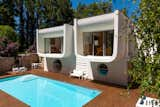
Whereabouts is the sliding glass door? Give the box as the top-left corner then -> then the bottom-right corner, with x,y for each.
83,30 -> 114,56
93,32 -> 103,56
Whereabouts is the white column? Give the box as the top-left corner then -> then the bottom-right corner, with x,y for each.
103,32 -> 106,56
43,57 -> 48,72
36,29 -> 39,53
74,19 -> 78,56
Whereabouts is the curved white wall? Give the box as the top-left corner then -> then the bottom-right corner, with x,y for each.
37,24 -> 73,58
74,10 -> 119,62
36,10 -> 134,86
74,10 -> 134,86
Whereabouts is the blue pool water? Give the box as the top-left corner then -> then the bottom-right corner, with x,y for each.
0,74 -> 100,107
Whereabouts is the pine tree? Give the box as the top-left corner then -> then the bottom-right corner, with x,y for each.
24,0 -> 37,48
0,0 -> 15,28
56,0 -> 73,25
39,0 -> 73,28
15,0 -> 25,51
74,1 -> 112,18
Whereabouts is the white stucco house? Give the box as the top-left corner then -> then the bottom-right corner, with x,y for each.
37,24 -> 75,74
37,10 -> 136,86
74,10 -> 135,86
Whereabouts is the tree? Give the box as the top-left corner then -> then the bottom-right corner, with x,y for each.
0,25 -> 19,57
0,25 -> 18,42
0,37 -> 19,57
15,0 -> 25,51
129,0 -> 160,97
39,0 -> 74,28
14,0 -> 74,52
0,0 -> 15,29
56,0 -> 73,25
24,0 -> 37,48
74,1 -> 112,18
121,8 -> 127,16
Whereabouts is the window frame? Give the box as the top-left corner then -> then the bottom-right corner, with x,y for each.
83,30 -> 114,56
44,37 -> 63,54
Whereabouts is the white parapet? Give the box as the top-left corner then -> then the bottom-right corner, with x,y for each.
74,10 -> 119,62
37,24 -> 73,58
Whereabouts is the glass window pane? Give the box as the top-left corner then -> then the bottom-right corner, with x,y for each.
93,32 -> 103,56
83,30 -> 114,56
105,30 -> 114,56
83,32 -> 93,56
44,37 -> 63,54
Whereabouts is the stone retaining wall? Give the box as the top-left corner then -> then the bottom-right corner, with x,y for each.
0,57 -> 15,73
0,53 -> 39,73
18,53 -> 39,69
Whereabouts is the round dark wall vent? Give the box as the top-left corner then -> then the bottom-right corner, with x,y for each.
98,64 -> 108,76
53,59 -> 62,72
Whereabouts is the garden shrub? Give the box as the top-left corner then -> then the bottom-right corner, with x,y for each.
0,25 -> 18,42
128,0 -> 160,97
0,25 -> 19,57
0,37 -> 19,57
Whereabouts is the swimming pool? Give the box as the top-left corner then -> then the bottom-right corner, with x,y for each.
0,74 -> 101,107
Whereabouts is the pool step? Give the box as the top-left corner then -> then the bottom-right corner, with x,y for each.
19,75 -> 38,82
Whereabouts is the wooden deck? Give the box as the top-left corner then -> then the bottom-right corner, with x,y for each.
0,70 -> 140,107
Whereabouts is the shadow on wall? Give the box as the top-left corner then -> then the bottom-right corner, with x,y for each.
91,62 -> 109,82
45,55 -> 76,75
91,59 -> 129,86
52,59 -> 62,72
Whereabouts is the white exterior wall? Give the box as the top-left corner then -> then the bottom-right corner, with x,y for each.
37,24 -> 76,73
74,12 -> 118,62
36,10 -> 136,86
74,10 -> 135,86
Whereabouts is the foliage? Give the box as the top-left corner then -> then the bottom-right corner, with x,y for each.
128,0 -> 160,97
38,0 -> 74,28
74,1 -> 112,18
0,37 -> 19,57
14,0 -> 25,51
13,0 -> 74,51
27,43 -> 36,53
0,25 -> 18,42
0,0 -> 112,53
0,25 -> 19,57
0,0 -> 15,28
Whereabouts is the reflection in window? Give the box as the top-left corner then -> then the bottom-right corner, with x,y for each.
83,30 -> 113,56
44,37 -> 63,53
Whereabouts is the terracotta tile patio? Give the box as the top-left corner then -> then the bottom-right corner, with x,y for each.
0,70 -> 141,107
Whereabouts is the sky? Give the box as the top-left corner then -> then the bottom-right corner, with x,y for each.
71,0 -> 140,17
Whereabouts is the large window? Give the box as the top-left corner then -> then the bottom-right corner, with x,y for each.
44,37 -> 63,54
83,30 -> 113,56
